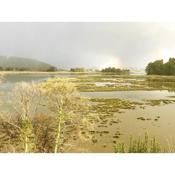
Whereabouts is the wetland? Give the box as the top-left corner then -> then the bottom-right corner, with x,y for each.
0,72 -> 175,152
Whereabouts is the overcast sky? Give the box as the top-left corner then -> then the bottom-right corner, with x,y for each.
0,22 -> 175,69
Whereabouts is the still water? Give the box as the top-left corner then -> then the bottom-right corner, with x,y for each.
81,90 -> 175,101
0,73 -> 76,91
78,103 -> 175,153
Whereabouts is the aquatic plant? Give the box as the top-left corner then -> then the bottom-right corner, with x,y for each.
146,99 -> 175,106
74,73 -> 175,92
91,98 -> 143,117
114,133 -> 161,153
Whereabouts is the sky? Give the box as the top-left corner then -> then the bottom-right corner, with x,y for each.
0,22 -> 175,69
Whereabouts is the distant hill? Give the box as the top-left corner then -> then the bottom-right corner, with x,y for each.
0,56 -> 57,71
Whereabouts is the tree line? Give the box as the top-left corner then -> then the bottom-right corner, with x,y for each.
101,67 -> 130,75
70,67 -> 86,72
0,66 -> 58,72
146,58 -> 175,75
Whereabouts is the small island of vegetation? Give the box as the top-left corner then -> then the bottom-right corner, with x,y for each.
101,67 -> 130,75
70,67 -> 86,72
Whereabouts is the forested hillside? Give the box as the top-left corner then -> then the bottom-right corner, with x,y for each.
0,56 -> 57,71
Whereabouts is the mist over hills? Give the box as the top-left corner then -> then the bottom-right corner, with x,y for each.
0,56 -> 57,71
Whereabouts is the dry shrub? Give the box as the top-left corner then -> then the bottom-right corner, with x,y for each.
0,115 -> 23,152
33,114 -> 56,153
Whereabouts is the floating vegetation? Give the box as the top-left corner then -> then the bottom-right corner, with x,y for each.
109,119 -> 121,125
92,137 -> 98,144
113,140 -> 117,144
102,130 -> 109,134
137,117 -> 146,121
97,125 -> 108,128
103,144 -> 107,148
72,73 -> 175,92
90,98 -> 143,117
137,117 -> 152,121
137,116 -> 160,122
154,116 -> 160,122
113,135 -> 120,139
146,99 -> 175,106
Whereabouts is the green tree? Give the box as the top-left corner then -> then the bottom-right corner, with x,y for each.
46,66 -> 57,72
70,67 -> 86,72
101,67 -> 130,75
146,59 -> 164,75
164,58 -> 175,75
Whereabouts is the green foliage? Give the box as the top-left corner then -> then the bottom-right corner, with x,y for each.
146,58 -> 175,75
114,133 -> 161,153
164,58 -> 175,75
46,66 -> 57,72
0,66 -> 57,72
101,67 -> 130,75
70,67 -> 86,72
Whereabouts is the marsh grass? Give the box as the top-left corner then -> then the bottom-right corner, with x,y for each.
73,73 -> 175,92
91,98 -> 143,117
3,72 -> 175,92
114,133 -> 161,153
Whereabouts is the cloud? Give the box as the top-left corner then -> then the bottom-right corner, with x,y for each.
0,22 -> 175,68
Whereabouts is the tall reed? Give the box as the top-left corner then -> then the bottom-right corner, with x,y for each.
114,133 -> 161,153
